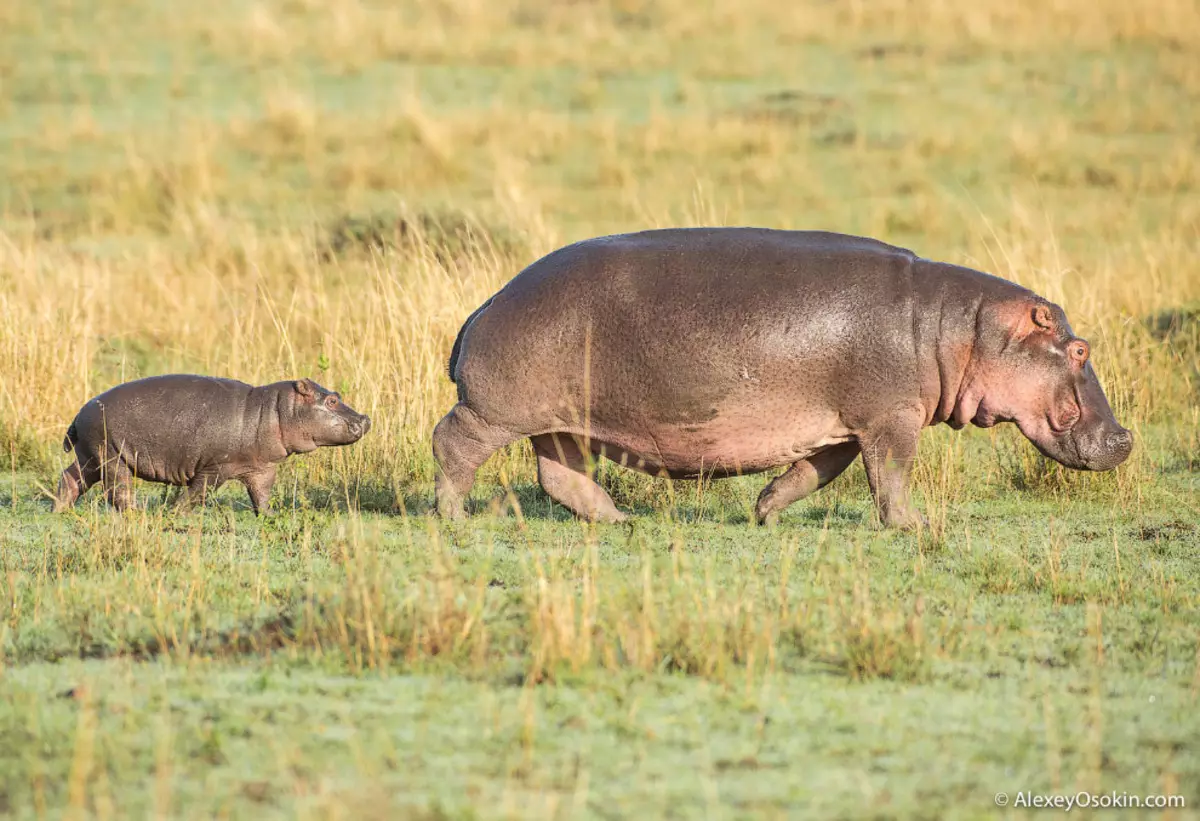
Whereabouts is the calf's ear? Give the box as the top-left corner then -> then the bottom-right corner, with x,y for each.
293,379 -> 316,400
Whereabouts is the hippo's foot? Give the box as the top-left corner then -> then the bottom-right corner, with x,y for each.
563,506 -> 628,525
241,467 -> 277,517
878,505 -> 929,531
434,486 -> 468,521
532,434 -> 628,524
104,482 -> 135,512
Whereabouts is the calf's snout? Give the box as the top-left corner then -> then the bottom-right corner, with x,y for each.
348,414 -> 371,439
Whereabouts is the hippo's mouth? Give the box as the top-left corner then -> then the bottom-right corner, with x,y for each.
1020,414 -> 1132,472
1021,421 -> 1089,470
1044,420 -> 1133,471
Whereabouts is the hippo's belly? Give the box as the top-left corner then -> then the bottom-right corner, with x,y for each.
580,413 -> 854,478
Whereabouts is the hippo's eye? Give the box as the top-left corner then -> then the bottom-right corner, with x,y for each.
324,395 -> 339,409
1069,341 -> 1090,364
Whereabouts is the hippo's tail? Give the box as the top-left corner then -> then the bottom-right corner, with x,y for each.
62,421 -> 78,453
447,296 -> 495,384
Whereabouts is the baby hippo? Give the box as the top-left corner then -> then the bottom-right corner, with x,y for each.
53,375 -> 371,515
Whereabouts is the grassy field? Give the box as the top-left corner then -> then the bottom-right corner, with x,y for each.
2,0 -> 1199,818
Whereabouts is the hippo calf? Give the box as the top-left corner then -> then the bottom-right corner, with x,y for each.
433,227 -> 1132,528
54,375 -> 371,514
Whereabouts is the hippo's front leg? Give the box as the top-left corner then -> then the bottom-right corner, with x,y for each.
858,406 -> 928,530
103,457 -> 137,512
242,466 -> 277,516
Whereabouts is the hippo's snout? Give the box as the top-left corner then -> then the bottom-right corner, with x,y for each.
1065,422 -> 1133,472
1106,428 -> 1133,453
1021,417 -> 1133,473
1084,426 -> 1133,471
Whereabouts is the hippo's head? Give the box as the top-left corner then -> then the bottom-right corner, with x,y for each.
956,299 -> 1132,471
285,378 -> 371,452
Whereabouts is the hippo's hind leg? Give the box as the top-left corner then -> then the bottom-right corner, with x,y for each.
433,403 -> 521,519
531,434 -> 628,524
53,455 -> 99,512
755,442 -> 861,526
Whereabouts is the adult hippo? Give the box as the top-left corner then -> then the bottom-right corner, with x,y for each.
433,228 -> 1132,527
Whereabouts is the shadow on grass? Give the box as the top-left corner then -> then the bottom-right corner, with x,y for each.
71,610 -> 298,664
27,472 -> 870,530
472,482 -> 868,527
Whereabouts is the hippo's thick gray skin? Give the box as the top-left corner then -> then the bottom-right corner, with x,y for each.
54,375 -> 371,514
434,228 -> 1133,528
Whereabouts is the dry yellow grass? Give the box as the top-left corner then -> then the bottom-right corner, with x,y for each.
0,0 -> 1196,505
1,197 -> 1194,506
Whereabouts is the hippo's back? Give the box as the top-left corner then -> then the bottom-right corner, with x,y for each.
449,228 -> 928,439
453,227 -> 919,381
72,374 -> 255,451
476,227 -> 916,331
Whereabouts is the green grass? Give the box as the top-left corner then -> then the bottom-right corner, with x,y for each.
2,0 -> 1200,817
1,452 -> 1197,818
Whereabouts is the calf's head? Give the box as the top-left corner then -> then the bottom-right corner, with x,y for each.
285,379 -> 371,452
958,299 -> 1132,471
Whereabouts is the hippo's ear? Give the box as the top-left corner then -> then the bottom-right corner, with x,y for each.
991,300 -> 1060,349
1031,304 -> 1054,331
293,379 -> 316,400
1003,301 -> 1057,342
